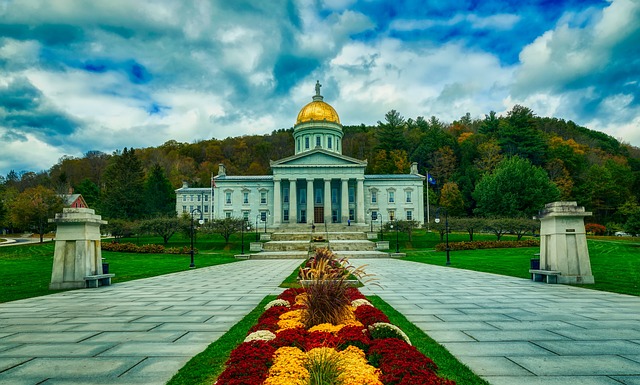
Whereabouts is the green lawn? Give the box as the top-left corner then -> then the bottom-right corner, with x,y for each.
403,237 -> 640,296
0,232 -> 246,303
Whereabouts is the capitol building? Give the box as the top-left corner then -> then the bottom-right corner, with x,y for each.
175,82 -> 425,228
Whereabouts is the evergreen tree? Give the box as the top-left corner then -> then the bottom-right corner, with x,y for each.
101,148 -> 145,220
74,178 -> 100,208
376,110 -> 407,152
144,164 -> 176,217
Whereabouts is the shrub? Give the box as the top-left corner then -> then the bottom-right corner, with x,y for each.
585,223 -> 606,235
354,305 -> 390,327
435,239 -> 539,251
101,242 -> 194,254
369,322 -> 411,345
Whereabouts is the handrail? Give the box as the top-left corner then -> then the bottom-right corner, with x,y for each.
324,221 -> 331,251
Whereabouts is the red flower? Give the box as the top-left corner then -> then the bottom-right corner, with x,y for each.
217,340 -> 275,385
270,327 -> 309,350
354,305 -> 390,327
346,287 -> 367,301
306,331 -> 338,349
336,325 -> 371,351
278,287 -> 305,305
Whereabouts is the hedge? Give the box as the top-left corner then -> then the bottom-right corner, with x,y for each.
435,239 -> 539,251
101,242 -> 195,254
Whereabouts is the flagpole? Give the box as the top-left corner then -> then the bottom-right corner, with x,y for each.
210,172 -> 214,222
426,172 -> 430,231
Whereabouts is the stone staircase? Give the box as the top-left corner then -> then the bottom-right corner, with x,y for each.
249,224 -> 389,259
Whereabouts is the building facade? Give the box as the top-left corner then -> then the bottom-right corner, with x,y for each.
175,82 -> 425,227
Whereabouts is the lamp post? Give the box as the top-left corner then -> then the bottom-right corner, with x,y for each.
190,208 -> 203,268
394,219 -> 400,253
263,211 -> 270,233
241,219 -> 250,255
435,207 -> 450,265
255,214 -> 260,241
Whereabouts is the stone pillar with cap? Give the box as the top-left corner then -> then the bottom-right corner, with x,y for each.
537,201 -> 594,284
49,208 -> 108,289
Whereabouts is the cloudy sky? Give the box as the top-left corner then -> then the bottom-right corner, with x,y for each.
1,0 -> 639,176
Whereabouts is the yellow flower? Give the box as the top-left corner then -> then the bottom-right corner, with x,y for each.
277,309 -> 304,331
264,346 -> 309,385
338,346 -> 383,385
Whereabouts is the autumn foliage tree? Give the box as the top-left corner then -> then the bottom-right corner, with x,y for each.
9,186 -> 64,242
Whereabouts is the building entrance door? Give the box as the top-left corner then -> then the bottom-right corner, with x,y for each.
314,207 -> 324,223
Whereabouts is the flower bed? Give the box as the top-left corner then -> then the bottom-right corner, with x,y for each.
215,287 -> 455,385
101,242 -> 193,254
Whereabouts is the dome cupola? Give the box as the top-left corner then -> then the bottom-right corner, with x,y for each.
293,81 -> 343,155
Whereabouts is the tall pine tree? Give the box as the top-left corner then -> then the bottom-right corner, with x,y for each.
144,164 -> 176,217
101,148 -> 145,220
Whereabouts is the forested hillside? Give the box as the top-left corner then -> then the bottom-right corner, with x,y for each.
1,105 -> 639,233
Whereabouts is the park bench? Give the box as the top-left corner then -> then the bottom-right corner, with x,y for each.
84,274 -> 115,288
529,269 -> 561,284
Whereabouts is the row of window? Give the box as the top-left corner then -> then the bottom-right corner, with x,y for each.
182,194 -> 210,202
370,190 -> 412,204
370,210 -> 412,221
297,135 -> 340,152
182,205 -> 209,213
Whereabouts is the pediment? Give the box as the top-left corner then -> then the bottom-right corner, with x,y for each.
271,149 -> 367,167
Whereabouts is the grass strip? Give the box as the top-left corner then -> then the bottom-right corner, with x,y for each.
367,295 -> 490,385
166,295 -> 276,385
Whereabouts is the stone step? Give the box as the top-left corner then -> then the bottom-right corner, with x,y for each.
271,231 -> 368,241
263,241 -> 312,251
248,251 -> 308,259
332,250 -> 390,259
329,240 -> 376,251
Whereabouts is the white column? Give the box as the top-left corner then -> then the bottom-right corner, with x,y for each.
341,178 -> 349,223
273,179 -> 281,225
307,179 -> 314,224
356,178 -> 365,223
324,178 -> 331,223
289,180 -> 297,223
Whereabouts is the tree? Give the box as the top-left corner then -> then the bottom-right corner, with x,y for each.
452,217 -> 485,241
383,220 -> 419,241
504,217 -> 539,240
101,148 -> 146,219
9,186 -> 63,242
144,164 -> 176,217
473,156 -> 560,218
74,178 -> 100,208
484,218 -> 511,241
439,182 -> 465,217
103,219 -> 136,242
376,110 -> 407,152
205,217 -> 246,243
139,217 -> 187,244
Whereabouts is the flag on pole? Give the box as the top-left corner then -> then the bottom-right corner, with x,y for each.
427,174 -> 436,185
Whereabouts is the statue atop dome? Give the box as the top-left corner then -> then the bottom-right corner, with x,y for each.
315,80 -> 321,97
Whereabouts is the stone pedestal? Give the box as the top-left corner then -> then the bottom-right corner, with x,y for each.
538,202 -> 594,284
49,208 -> 107,290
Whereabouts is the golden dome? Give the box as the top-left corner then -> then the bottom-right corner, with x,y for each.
296,100 -> 341,125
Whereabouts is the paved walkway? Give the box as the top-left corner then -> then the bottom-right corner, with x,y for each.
359,259 -> 640,385
0,259 -> 301,385
2,258 -> 640,385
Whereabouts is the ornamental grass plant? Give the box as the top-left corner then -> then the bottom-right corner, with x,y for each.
298,248 -> 372,328
305,347 -> 344,385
